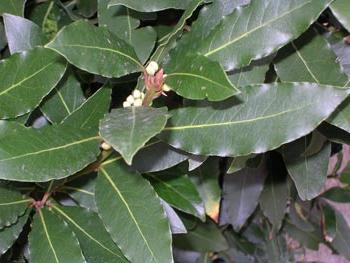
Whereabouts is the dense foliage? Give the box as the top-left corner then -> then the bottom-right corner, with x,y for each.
1,0 -> 350,262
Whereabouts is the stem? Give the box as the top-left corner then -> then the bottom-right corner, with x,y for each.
142,89 -> 156,106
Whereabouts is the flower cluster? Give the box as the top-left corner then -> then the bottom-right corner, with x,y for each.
144,61 -> 171,96
122,89 -> 145,108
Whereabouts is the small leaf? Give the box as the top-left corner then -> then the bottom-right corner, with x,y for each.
0,47 -> 66,119
164,54 -> 240,101
0,0 -> 25,16
52,205 -> 129,263
322,188 -> 350,203
108,0 -> 193,12
29,208 -> 86,263
332,211 -> 350,259
96,159 -> 173,263
0,185 -> 30,228
145,172 -> 205,221
46,20 -> 143,78
331,0 -> 350,32
220,164 -> 267,231
161,200 -> 187,234
99,107 -> 169,165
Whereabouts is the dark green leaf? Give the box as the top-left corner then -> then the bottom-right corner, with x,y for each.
108,0 -> 193,12
332,211 -> 350,259
0,185 -> 30,228
164,54 -> 240,101
52,205 -> 128,263
220,164 -> 267,231
331,0 -> 350,32
3,14 -> 46,54
96,159 -> 173,263
160,83 -> 348,157
29,208 -> 86,263
0,88 -> 110,182
76,0 -> 97,17
145,172 -> 205,220
0,47 -> 66,119
132,27 -> 157,63
46,20 -> 143,78
99,107 -> 169,165
0,0 -> 25,16
161,200 -> 187,234
322,187 -> 350,203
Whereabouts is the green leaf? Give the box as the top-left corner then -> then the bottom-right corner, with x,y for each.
220,164 -> 267,231
131,26 -> 157,63
108,0 -> 193,12
0,47 -> 66,119
0,0 -> 25,16
0,185 -> 30,228
29,208 -> 86,263
332,211 -> 350,260
52,205 -> 129,263
46,20 -> 143,78
274,28 -> 349,86
0,88 -> 110,182
3,14 -> 46,54
100,107 -> 169,165
284,222 -> 322,250
284,141 -> 331,201
173,218 -> 229,252
322,187 -> 350,203
41,72 -> 86,124
145,172 -> 205,221
0,210 -> 29,256
331,0 -> 350,32
160,83 -> 349,157
164,54 -> 240,101
161,200 -> 187,234
195,0 -> 332,71
96,159 -> 173,263
259,171 -> 288,231
76,0 -> 97,17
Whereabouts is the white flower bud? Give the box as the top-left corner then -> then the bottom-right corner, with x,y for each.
126,95 -> 134,104
132,89 -> 142,99
162,84 -> 171,92
101,142 -> 112,151
146,61 -> 159,76
141,92 -> 145,99
133,98 -> 143,107
123,101 -> 131,108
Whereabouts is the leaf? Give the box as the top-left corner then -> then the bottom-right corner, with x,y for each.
284,222 -> 321,250
0,210 -> 29,256
29,208 -> 86,263
108,0 -> 193,12
159,83 -> 349,157
164,54 -> 240,101
131,27 -> 157,63
145,172 -> 205,221
331,0 -> 350,32
274,28 -> 349,86
76,0 -> 97,17
190,158 -> 221,221
99,107 -> 169,165
0,185 -> 30,228
132,140 -> 189,173
259,169 -> 289,231
46,20 -> 143,78
188,155 -> 207,171
220,164 -> 267,231
0,0 -> 25,16
3,14 -> 46,54
322,188 -> 350,203
161,200 -> 187,234
96,159 -> 173,263
332,211 -> 350,259
173,218 -> 229,252
41,72 -> 86,124
284,141 -> 331,200
51,205 -> 129,263
0,88 -> 110,182
195,0 -> 332,71
0,47 -> 66,119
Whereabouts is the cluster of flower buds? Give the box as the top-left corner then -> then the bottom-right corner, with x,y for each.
144,61 -> 171,96
122,89 -> 145,108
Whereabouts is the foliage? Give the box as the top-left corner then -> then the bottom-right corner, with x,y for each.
1,0 -> 350,262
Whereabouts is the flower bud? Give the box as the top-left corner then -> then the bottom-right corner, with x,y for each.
134,98 -> 143,107
126,95 -> 134,104
162,84 -> 171,92
146,61 -> 159,76
132,89 -> 142,99
101,142 -> 112,151
123,101 -> 131,108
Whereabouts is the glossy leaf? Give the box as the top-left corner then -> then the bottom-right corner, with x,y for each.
96,159 -> 173,263
220,165 -> 267,231
164,54 -> 240,101
29,208 -> 86,263
0,185 -> 30,228
0,88 -> 110,182
332,211 -> 350,259
52,205 -> 128,263
322,187 -> 350,203
331,0 -> 350,32
108,0 -> 193,12
132,27 -> 157,63
161,200 -> 187,234
0,0 -> 25,16
196,0 -> 332,71
160,83 -> 349,157
3,14 -> 46,54
0,47 -> 66,119
0,210 -> 29,256
99,107 -> 169,165
145,172 -> 205,220
284,142 -> 331,200
46,20 -> 143,78
76,0 -> 97,17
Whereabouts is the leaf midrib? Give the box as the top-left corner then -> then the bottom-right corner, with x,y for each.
39,210 -> 60,263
